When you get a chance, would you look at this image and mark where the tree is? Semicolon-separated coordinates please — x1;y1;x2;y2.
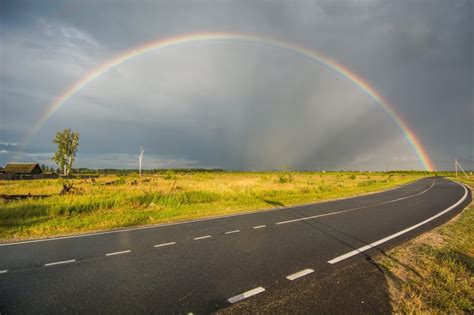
52;128;79;176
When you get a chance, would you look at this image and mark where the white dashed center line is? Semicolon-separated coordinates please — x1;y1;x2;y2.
286;268;314;280
193;235;212;241
105;250;131;256
276;208;357;225
277;179;437;226
328;183;468;264
0;270;9;274
224;230;240;235
253;225;266;229
44;259;76;267
227;287;266;304
154;242;176;248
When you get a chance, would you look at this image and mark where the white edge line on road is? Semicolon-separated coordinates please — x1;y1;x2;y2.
328;183;469;264
286;268;314;280
154;242;176;248
224;230;240;235
105;250;131;256
0;270;9;274
276;179;436;225
253;225;266;229
227;287;266;304
44;259;76;267
193;235;212;240
0;178;426;247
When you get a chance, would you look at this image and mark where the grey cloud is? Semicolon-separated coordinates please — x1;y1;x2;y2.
1;0;472;170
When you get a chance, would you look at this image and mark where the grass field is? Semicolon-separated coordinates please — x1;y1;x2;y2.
379;176;473;313
0;171;426;242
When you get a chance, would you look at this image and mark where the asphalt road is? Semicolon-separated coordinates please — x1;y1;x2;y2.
0;177;470;314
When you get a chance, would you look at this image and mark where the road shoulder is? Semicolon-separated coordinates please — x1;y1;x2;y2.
377;178;473;313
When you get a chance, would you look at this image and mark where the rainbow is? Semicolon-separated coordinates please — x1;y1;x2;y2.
22;32;435;171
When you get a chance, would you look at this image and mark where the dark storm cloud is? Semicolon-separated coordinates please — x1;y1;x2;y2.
1;0;472;170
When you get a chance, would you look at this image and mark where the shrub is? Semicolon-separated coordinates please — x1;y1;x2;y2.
164;170;176;180
357;180;377;187
278;173;292;183
113;177;126;185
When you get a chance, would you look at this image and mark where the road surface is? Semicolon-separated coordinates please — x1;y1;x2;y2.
0;177;470;313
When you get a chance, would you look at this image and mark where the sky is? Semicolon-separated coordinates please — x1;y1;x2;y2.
0;0;472;171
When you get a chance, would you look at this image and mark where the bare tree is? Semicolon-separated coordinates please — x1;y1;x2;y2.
52;128;79;176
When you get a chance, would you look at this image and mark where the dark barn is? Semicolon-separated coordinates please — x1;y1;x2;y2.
0;163;55;180
3;163;43;175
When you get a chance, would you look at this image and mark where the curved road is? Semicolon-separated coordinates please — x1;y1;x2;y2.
0;177;470;313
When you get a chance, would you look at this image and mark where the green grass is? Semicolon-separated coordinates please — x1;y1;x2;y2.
378;176;473;314
0;171;425;241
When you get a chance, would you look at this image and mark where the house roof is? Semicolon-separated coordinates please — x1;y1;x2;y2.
3;163;42;173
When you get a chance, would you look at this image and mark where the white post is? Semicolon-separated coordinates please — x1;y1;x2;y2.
455;158;458;177
456;159;469;179
139;147;144;176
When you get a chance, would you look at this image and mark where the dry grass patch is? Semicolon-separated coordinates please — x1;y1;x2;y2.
379;177;473;314
0;171;423;241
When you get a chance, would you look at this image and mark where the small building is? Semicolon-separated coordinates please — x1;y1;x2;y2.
3;163;43;175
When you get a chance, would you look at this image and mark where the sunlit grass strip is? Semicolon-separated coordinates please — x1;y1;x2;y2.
378;178;473;313
0;172;424;241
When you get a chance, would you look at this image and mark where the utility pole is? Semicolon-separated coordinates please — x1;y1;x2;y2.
455;158;458;177
455;158;469;179
139;146;144;176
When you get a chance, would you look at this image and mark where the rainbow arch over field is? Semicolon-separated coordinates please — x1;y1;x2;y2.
22;32;436;171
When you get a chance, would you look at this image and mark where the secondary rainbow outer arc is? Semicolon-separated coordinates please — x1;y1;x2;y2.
24;32;435;171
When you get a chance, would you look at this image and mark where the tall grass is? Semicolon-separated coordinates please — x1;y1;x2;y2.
0;171;424;241
378;177;473;313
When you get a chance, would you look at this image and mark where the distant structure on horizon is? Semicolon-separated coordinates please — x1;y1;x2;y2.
139;147;144;176
2;163;43;175
0;163;57;180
